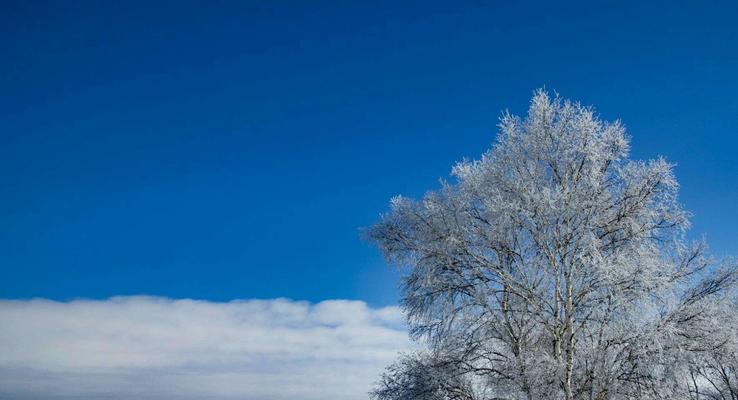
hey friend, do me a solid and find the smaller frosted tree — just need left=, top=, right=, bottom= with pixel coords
left=368, top=90, right=738, bottom=400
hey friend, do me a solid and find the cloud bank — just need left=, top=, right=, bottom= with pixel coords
left=0, top=296, right=411, bottom=400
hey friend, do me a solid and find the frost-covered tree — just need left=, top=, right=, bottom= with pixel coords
left=368, top=90, right=738, bottom=400
left=373, top=352, right=478, bottom=400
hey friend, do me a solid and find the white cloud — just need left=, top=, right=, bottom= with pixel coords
left=0, top=296, right=411, bottom=400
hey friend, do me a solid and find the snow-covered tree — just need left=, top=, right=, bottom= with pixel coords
left=368, top=90, right=738, bottom=400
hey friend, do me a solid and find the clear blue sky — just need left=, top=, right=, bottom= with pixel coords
left=1, top=1, right=737, bottom=306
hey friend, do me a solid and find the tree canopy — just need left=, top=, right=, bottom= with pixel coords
left=369, top=90, right=738, bottom=400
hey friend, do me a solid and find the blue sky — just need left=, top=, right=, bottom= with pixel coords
left=1, top=1, right=737, bottom=307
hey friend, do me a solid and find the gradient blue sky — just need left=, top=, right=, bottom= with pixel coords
left=1, top=1, right=737, bottom=306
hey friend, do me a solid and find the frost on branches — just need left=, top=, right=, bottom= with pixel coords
left=368, top=90, right=738, bottom=400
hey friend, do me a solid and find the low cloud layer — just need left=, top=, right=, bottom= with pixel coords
left=0, top=296, right=411, bottom=400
